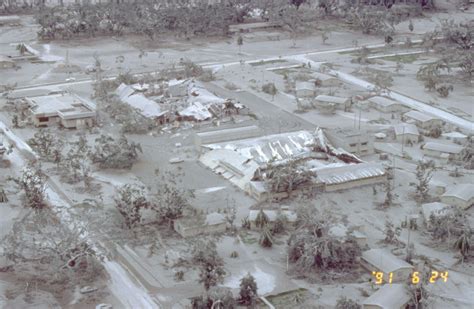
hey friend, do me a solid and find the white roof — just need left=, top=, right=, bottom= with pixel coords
left=362, top=249, right=414, bottom=273
left=315, top=163, right=385, bottom=185
left=207, top=130, right=316, bottom=165
left=442, top=184, right=474, bottom=202
left=188, top=81, right=226, bottom=106
left=423, top=142, right=464, bottom=154
left=295, top=81, right=315, bottom=91
left=369, top=96, right=401, bottom=107
left=178, top=102, right=212, bottom=121
left=205, top=212, right=226, bottom=225
left=248, top=210, right=297, bottom=222
left=442, top=132, right=467, bottom=139
left=363, top=284, right=410, bottom=309
left=394, top=123, right=419, bottom=136
left=315, top=95, right=349, bottom=104
left=116, top=84, right=165, bottom=118
left=28, top=94, right=95, bottom=117
left=404, top=110, right=438, bottom=123
left=422, top=202, right=450, bottom=221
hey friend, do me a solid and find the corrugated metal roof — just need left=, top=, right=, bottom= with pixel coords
left=442, top=183, right=474, bottom=202
left=316, top=163, right=385, bottom=185
left=423, top=142, right=464, bottom=154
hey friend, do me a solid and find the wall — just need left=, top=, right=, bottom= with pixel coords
left=440, top=196, right=471, bottom=210
left=396, top=133, right=418, bottom=144
left=324, top=175, right=387, bottom=192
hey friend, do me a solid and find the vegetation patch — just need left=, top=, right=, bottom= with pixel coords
left=379, top=53, right=421, bottom=64
left=249, top=59, right=288, bottom=67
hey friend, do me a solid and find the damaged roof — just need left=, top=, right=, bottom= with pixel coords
left=116, top=83, right=166, bottom=118
left=207, top=130, right=316, bottom=165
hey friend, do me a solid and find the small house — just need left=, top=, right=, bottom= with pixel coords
left=441, top=184, right=474, bottom=210
left=27, top=94, right=96, bottom=129
left=325, top=128, right=372, bottom=156
left=422, top=142, right=464, bottom=161
left=312, top=72, right=341, bottom=87
left=421, top=202, right=450, bottom=227
left=248, top=209, right=297, bottom=229
left=173, top=212, right=227, bottom=238
left=362, top=283, right=410, bottom=309
left=314, top=95, right=351, bottom=112
left=368, top=96, right=406, bottom=113
left=403, top=110, right=443, bottom=130
left=393, top=123, right=419, bottom=144
left=441, top=132, right=468, bottom=144
left=295, top=81, right=316, bottom=98
left=361, top=249, right=414, bottom=283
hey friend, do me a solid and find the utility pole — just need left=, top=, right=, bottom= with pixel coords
left=401, top=125, right=405, bottom=154
left=358, top=107, right=362, bottom=130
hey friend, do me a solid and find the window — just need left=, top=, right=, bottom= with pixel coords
left=349, top=143, right=357, bottom=147
left=361, top=142, right=368, bottom=146
left=38, top=116, right=48, bottom=122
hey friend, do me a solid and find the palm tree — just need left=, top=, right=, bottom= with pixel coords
left=454, top=230, right=471, bottom=264
left=255, top=209, right=269, bottom=229
left=259, top=227, right=274, bottom=248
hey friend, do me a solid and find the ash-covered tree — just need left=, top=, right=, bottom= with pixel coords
left=407, top=279, right=430, bottom=309
left=151, top=170, right=194, bottom=228
left=193, top=286, right=236, bottom=309
left=255, top=208, right=269, bottom=229
left=1, top=209, right=103, bottom=289
left=272, top=213, right=288, bottom=235
left=287, top=221, right=361, bottom=275
left=428, top=207, right=468, bottom=243
left=237, top=34, right=243, bottom=54
left=259, top=226, right=274, bottom=248
left=238, top=273, right=258, bottom=307
left=89, top=134, right=142, bottom=169
left=27, top=129, right=64, bottom=162
left=336, top=296, right=361, bottom=309
left=271, top=4, right=302, bottom=47
left=345, top=8, right=394, bottom=35
left=62, top=134, right=91, bottom=184
left=381, top=181, right=393, bottom=208
left=192, top=240, right=226, bottom=291
left=9, top=162, right=47, bottom=209
left=453, top=229, right=471, bottom=264
left=262, top=82, right=278, bottom=100
left=384, top=220, right=401, bottom=245
left=263, top=159, right=315, bottom=196
left=415, top=160, right=433, bottom=202
left=114, top=184, right=151, bottom=229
